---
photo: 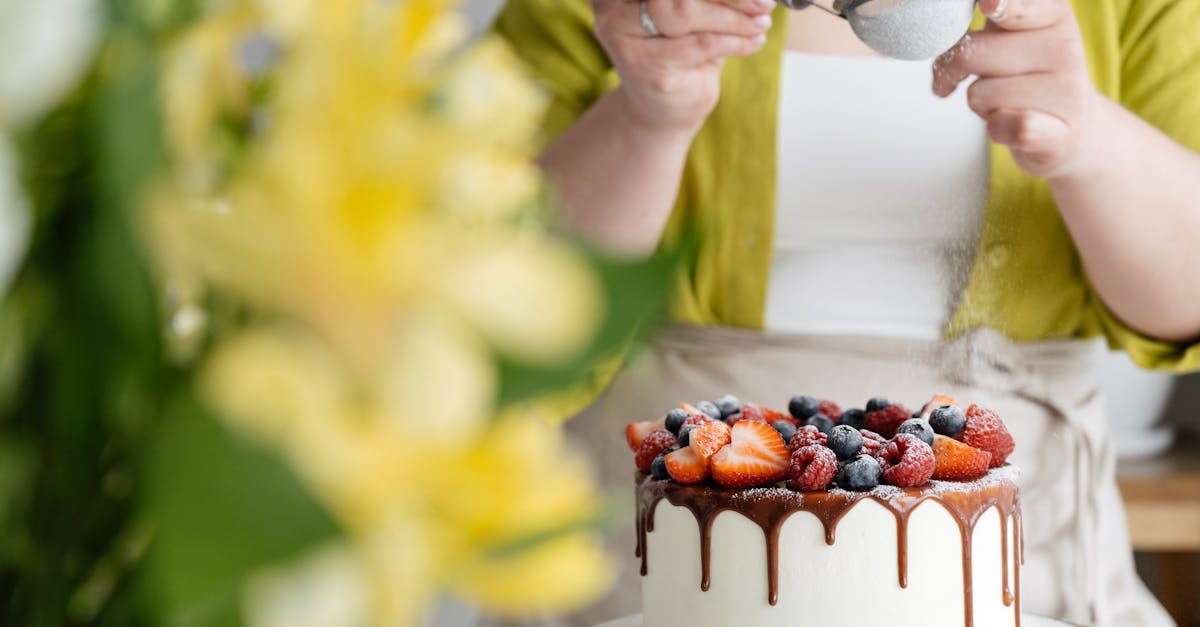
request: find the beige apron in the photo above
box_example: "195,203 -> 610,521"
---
553,324 -> 1174,627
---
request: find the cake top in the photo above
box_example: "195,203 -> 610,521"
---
624,393 -> 1016,492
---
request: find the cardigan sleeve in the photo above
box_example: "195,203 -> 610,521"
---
1086,0 -> 1200,372
490,0 -> 616,145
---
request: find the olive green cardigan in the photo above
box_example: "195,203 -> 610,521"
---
494,0 -> 1200,372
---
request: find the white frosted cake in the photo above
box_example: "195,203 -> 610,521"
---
624,394 -> 1021,627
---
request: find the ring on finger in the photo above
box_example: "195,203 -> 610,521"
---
639,0 -> 662,36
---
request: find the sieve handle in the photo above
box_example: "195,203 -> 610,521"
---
776,0 -> 849,19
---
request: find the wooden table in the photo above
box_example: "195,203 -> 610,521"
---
1117,436 -> 1200,625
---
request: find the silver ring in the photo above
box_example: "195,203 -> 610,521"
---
639,0 -> 662,36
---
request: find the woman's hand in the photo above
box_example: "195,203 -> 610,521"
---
932,0 -> 1100,181
592,0 -> 775,134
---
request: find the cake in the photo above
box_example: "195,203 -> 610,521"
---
624,394 -> 1021,627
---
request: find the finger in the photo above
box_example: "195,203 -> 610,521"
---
710,0 -> 779,16
932,28 -> 1080,96
976,0 -> 1069,31
966,74 -> 1077,120
985,108 -> 1072,174
654,31 -> 768,65
642,0 -> 773,37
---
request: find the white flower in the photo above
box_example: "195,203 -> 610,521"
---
0,135 -> 30,299
243,543 -> 371,627
0,0 -> 101,128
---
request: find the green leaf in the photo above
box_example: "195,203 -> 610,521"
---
140,392 -> 339,627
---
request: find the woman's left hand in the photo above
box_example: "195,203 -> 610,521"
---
932,0 -> 1100,181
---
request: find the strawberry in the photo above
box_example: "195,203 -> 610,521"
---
624,418 -> 666,452
864,403 -> 912,438
710,420 -> 790,488
690,420 -> 732,462
635,429 -> 678,473
665,446 -> 710,484
735,403 -> 793,426
918,393 -> 959,420
931,435 -> 992,480
958,404 -> 1014,467
818,399 -> 843,423
787,425 -> 827,452
876,433 -> 935,487
786,444 -> 838,491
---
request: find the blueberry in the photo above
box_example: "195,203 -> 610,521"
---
827,425 -> 863,461
713,394 -> 742,419
865,397 -> 890,413
772,420 -> 797,445
694,401 -> 722,421
805,413 -> 834,434
788,395 -> 821,420
839,408 -> 866,430
650,450 -> 673,480
928,405 -> 967,436
678,425 -> 696,447
836,455 -> 882,491
896,419 -> 935,446
664,408 -> 690,435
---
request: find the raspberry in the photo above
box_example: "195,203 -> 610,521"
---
787,425 -> 827,452
786,445 -> 838,491
876,433 -> 935,487
682,414 -> 715,430
818,399 -> 843,422
635,430 -> 678,473
738,403 -> 794,427
864,403 -> 912,438
859,429 -> 887,457
958,405 -> 1015,468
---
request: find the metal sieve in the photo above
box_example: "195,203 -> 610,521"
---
777,0 -> 975,61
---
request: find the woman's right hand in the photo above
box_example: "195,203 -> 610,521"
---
592,0 -> 775,134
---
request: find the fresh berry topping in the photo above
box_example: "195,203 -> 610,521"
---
839,408 -> 866,430
805,414 -> 834,434
694,400 -> 722,421
635,429 -> 679,473
864,403 -> 912,438
787,445 -> 838,491
818,399 -> 843,422
738,403 -> 793,426
710,421 -> 790,488
788,395 -> 821,420
678,424 -> 696,447
928,405 -> 967,436
650,449 -> 674,480
713,394 -> 742,419
876,433 -> 935,487
919,394 -> 960,419
836,455 -> 882,491
859,429 -> 887,457
958,405 -> 1014,467
896,418 -> 935,447
772,420 -> 798,445
788,425 -> 828,452
664,408 -> 691,435
665,446 -> 710,484
826,425 -> 864,461
624,418 -> 666,452
865,397 -> 890,413
690,420 -> 732,462
682,414 -> 715,430
931,435 -> 992,480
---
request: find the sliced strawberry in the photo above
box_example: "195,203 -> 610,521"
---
635,429 -> 678,472
931,434 -> 992,480
665,446 -> 710,484
918,394 -> 960,420
737,403 -> 796,427
691,420 -> 732,462
958,404 -> 1014,467
710,420 -> 790,488
624,418 -> 666,452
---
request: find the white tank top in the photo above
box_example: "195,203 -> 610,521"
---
764,51 -> 990,340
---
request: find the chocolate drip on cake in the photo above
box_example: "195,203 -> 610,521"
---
637,468 -> 1021,627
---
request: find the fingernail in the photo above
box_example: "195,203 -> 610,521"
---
754,14 -> 773,29
755,0 -> 777,9
752,34 -> 768,46
989,0 -> 1008,19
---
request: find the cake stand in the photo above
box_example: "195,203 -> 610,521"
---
595,615 -> 1075,627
